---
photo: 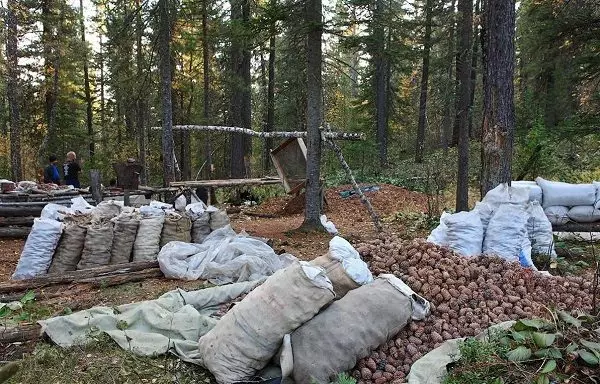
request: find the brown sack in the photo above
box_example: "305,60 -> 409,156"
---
110,214 -> 139,264
290,276 -> 418,384
310,254 -> 360,299
48,222 -> 87,273
198,262 -> 335,384
160,212 -> 192,247
77,221 -> 114,270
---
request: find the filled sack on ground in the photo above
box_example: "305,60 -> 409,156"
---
481,183 -> 529,208
12,218 -> 63,279
191,212 -> 211,243
48,221 -> 88,273
536,177 -> 596,208
443,211 -> 484,257
427,212 -> 450,246
527,201 -> 557,257
133,213 -> 165,261
511,180 -> 543,203
209,210 -> 230,231
289,275 -> 430,384
198,262 -> 334,384
160,212 -> 192,247
544,205 -> 570,226
483,204 -> 529,263
567,205 -> 600,223
91,200 -> 122,219
77,220 -> 114,270
110,213 -> 139,264
310,255 -> 372,298
473,202 -> 494,231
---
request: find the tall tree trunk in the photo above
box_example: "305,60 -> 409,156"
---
455,0 -> 473,212
468,0 -> 480,138
40,0 -> 59,161
263,24 -> 276,174
6,0 -> 22,181
135,0 -> 147,184
99,34 -> 106,134
229,0 -> 252,179
301,0 -> 324,230
202,0 -> 213,182
159,0 -> 176,186
480,0 -> 515,196
415,0 -> 434,163
80,0 -> 94,165
373,0 -> 388,167
441,0 -> 456,149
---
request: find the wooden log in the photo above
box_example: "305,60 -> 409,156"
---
0,324 -> 42,344
170,177 -> 281,188
90,170 -> 102,204
0,206 -> 42,217
151,125 -> 365,140
0,261 -> 159,294
0,227 -> 30,238
553,222 -> 600,233
83,268 -> 163,287
0,217 -> 34,227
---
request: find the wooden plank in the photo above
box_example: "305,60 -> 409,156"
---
553,222 -> 600,233
0,227 -> 30,238
0,324 -> 42,344
152,125 -> 365,140
0,206 -> 42,217
0,261 -> 159,294
170,177 -> 281,188
0,217 -> 34,227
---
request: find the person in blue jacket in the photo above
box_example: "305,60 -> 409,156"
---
43,155 -> 60,184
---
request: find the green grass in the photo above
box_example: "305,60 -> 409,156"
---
5,336 -> 214,384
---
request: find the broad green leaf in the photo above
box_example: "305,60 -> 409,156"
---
507,346 -> 532,362
541,360 -> 557,373
536,374 -> 550,384
566,342 -> 579,354
557,310 -> 582,327
0,305 -> 10,318
499,336 -> 511,346
581,340 -> 600,356
20,290 -> 35,304
534,348 -> 562,359
511,330 -> 528,342
578,350 -> 600,365
533,332 -> 556,348
514,319 -> 548,331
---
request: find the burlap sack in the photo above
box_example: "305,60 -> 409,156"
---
77,221 -> 114,270
198,262 -> 335,384
191,212 -> 211,243
110,214 -> 139,264
160,212 -> 192,247
310,254 -> 359,299
48,222 -> 87,273
209,210 -> 230,231
290,277 -> 417,384
133,214 -> 165,261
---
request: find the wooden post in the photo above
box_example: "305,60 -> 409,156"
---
124,189 -> 131,206
90,169 -> 102,204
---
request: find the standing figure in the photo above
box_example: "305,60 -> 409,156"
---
64,151 -> 82,188
43,155 -> 60,184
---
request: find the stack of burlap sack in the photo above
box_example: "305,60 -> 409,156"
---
11,198 -> 230,280
197,236 -> 431,384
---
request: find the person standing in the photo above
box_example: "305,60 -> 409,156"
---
43,155 -> 60,184
63,151 -> 81,188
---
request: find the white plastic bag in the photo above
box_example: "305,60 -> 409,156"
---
443,211 -> 484,257
518,236 -> 536,269
40,203 -> 69,221
328,236 -> 359,261
567,206 -> 600,223
594,181 -> 600,209
544,206 -> 570,225
427,212 -> 450,246
185,202 -> 208,219
70,196 -> 94,213
12,218 -> 63,279
341,258 -> 373,285
320,215 -> 338,235
483,204 -> 529,263
527,201 -> 556,258
511,181 -> 543,203
482,183 -> 529,208
536,177 -> 596,208
473,202 -> 495,231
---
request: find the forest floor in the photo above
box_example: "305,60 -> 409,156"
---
0,183 -> 596,383
0,183 -> 434,383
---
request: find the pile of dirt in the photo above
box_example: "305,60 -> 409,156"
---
0,239 -> 24,281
